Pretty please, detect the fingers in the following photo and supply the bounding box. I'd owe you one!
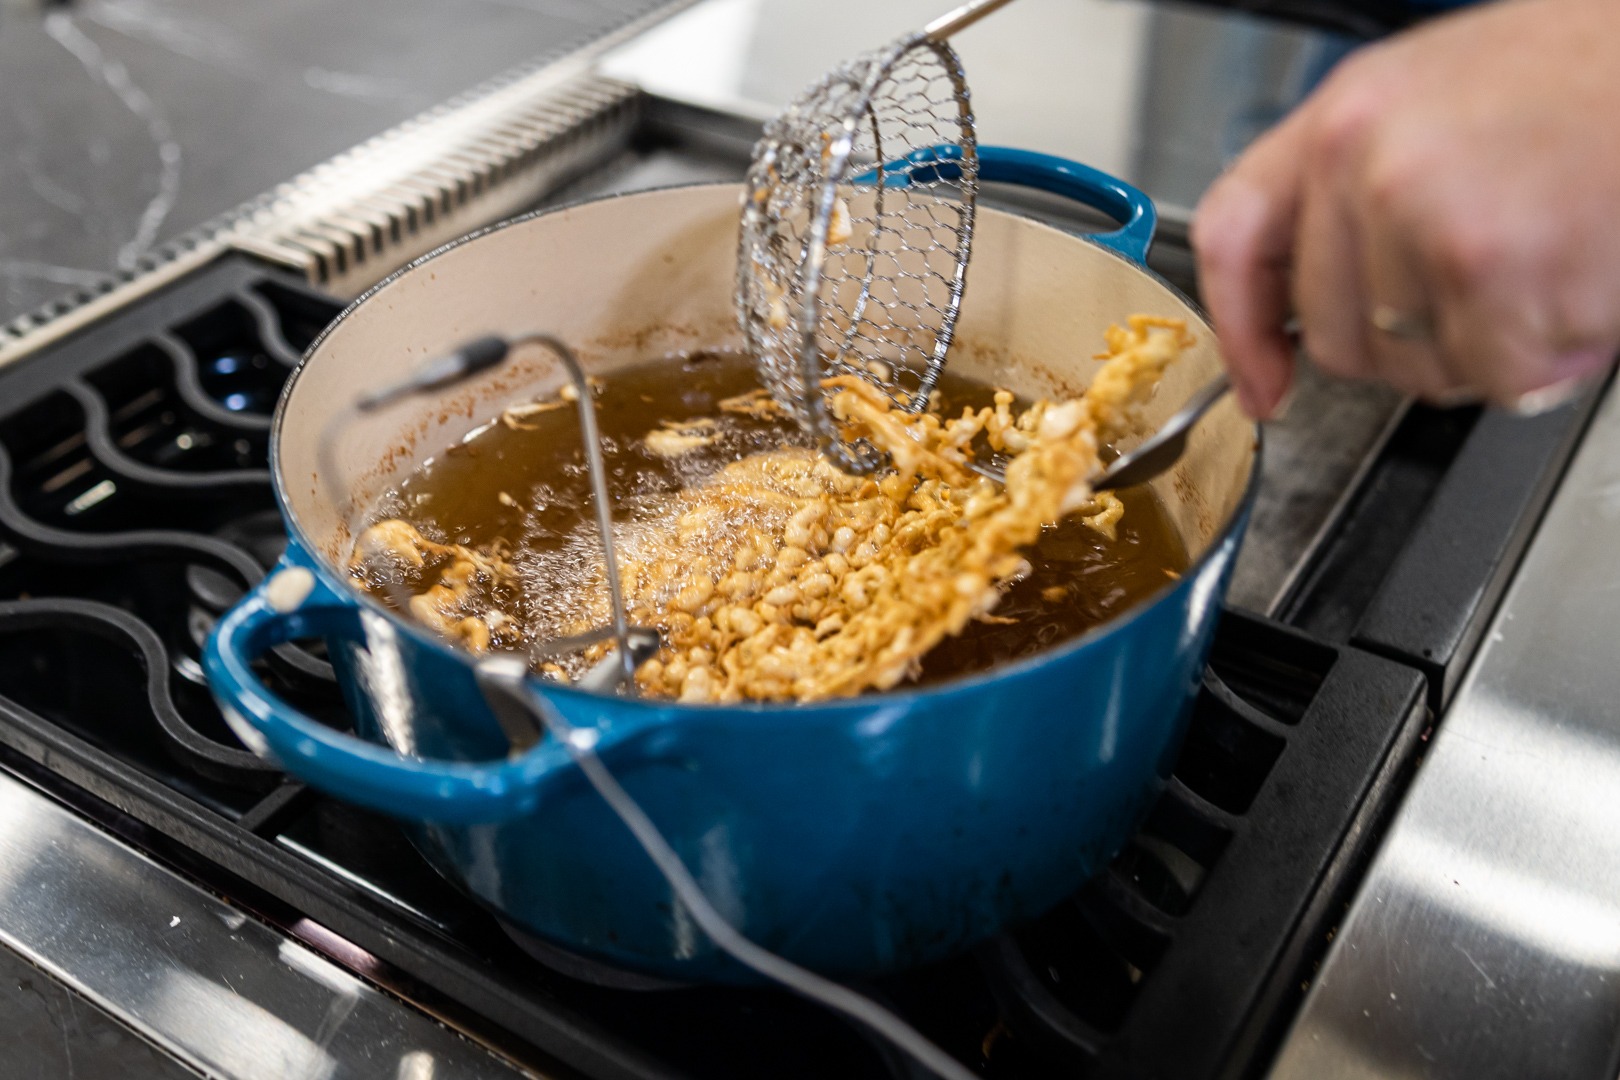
[1291,174,1374,386]
[1192,115,1311,420]
[1546,347,1615,387]
[1355,180,1470,403]
[1505,349,1612,415]
[1197,35,1620,416]
[1430,264,1613,409]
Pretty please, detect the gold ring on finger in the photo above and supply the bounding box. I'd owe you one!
[1369,304,1435,342]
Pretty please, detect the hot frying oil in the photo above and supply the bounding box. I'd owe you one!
[368,351,1189,687]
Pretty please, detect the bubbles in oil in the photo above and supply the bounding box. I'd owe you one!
[353,350,1189,687]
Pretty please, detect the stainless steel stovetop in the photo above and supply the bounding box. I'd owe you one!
[0,2,1614,1077]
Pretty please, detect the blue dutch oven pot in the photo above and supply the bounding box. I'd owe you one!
[204,148,1260,981]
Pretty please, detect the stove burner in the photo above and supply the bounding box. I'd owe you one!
[180,509,335,693]
[0,597,277,783]
[187,509,290,614]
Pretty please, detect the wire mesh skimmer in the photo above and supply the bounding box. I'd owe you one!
[736,0,1019,473]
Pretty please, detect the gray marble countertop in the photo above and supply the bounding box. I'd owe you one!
[0,0,664,327]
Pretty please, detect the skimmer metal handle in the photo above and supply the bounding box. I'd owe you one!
[924,0,1020,40]
[1092,373,1232,492]
[965,373,1233,492]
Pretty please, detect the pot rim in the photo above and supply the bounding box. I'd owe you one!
[272,180,1263,715]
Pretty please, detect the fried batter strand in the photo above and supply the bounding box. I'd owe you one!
[350,316,1193,702]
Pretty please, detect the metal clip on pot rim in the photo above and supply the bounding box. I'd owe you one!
[320,331,661,698]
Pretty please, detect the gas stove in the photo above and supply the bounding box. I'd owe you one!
[0,2,1614,1078]
[0,251,1458,1078]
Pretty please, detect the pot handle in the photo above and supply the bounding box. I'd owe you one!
[874,145,1158,263]
[203,545,569,826]
[978,146,1157,263]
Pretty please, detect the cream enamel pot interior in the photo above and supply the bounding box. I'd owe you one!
[204,153,1259,980]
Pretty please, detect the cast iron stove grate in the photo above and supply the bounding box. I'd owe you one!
[0,254,1448,1079]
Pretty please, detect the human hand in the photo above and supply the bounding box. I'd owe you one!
[1192,0,1620,419]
